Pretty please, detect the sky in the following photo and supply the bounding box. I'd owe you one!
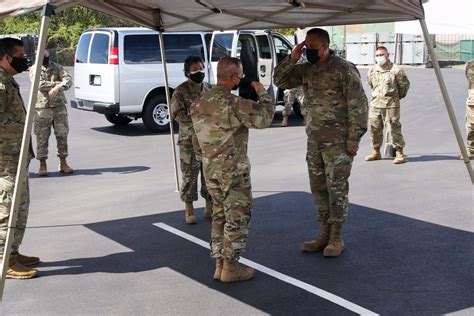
[395,0,474,34]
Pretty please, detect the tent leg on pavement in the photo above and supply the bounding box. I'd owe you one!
[418,18,474,184]
[155,9,180,192]
[0,4,53,301]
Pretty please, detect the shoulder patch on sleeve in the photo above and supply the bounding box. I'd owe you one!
[236,97,253,113]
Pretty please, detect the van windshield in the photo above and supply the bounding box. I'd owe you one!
[123,34,204,64]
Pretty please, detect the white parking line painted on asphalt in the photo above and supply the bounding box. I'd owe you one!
[153,222,378,316]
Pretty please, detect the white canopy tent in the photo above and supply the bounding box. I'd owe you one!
[0,0,472,300]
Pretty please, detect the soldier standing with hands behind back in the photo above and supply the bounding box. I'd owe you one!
[191,56,274,282]
[274,28,368,258]
[30,49,73,176]
[365,46,410,164]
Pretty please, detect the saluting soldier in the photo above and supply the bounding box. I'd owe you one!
[274,28,368,257]
[191,56,274,282]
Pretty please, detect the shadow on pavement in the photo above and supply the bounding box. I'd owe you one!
[406,154,460,162]
[29,166,150,178]
[91,123,175,137]
[38,192,473,315]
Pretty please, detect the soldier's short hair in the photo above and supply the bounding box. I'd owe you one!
[376,46,388,53]
[306,28,330,45]
[217,56,242,80]
[184,56,204,75]
[0,37,24,59]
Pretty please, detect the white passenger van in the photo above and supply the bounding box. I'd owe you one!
[71,27,294,132]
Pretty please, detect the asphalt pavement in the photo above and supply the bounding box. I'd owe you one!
[0,66,472,315]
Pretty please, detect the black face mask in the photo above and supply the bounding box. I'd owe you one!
[232,80,241,91]
[189,71,205,84]
[10,56,29,73]
[306,48,320,64]
[42,56,50,67]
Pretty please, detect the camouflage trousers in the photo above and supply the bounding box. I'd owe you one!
[34,105,69,160]
[466,105,474,154]
[205,171,252,261]
[0,170,30,258]
[282,88,307,117]
[179,144,210,202]
[369,107,405,149]
[307,139,353,224]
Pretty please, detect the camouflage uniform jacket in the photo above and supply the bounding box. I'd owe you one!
[29,62,72,109]
[367,61,410,109]
[190,85,275,175]
[0,68,34,175]
[466,60,474,108]
[171,80,212,147]
[274,53,368,147]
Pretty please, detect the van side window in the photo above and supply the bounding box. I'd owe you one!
[211,33,233,62]
[90,33,110,64]
[256,35,271,59]
[123,34,204,64]
[272,35,292,64]
[76,33,92,64]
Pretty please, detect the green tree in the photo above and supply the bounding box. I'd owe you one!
[275,28,297,37]
[0,6,136,50]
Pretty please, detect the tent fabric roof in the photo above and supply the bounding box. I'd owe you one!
[0,0,425,31]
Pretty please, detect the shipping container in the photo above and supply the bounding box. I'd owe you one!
[460,40,474,62]
[346,43,361,64]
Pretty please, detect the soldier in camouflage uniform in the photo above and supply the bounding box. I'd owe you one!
[281,87,308,127]
[0,38,39,279]
[365,46,410,164]
[274,28,368,257]
[191,56,274,282]
[460,59,474,160]
[171,56,213,224]
[30,50,73,176]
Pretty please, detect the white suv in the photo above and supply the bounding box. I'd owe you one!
[71,27,294,132]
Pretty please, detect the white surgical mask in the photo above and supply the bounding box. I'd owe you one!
[376,56,387,66]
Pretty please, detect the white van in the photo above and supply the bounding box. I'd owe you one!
[71,27,295,132]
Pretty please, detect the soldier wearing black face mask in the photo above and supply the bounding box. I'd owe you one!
[170,56,213,224]
[0,37,38,279]
[274,28,368,258]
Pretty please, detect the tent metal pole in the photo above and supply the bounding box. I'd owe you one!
[0,4,53,301]
[158,31,180,192]
[419,19,474,184]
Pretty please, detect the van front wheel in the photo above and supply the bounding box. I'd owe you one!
[143,94,171,133]
[104,113,132,125]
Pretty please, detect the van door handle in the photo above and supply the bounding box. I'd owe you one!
[260,65,266,77]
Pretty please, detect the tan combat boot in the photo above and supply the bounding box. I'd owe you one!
[204,199,213,218]
[6,258,38,279]
[185,202,197,224]
[17,253,40,266]
[300,222,331,252]
[365,148,382,161]
[393,148,406,164]
[59,157,74,173]
[220,259,255,283]
[303,114,307,126]
[323,223,345,257]
[213,258,223,280]
[38,159,48,176]
[280,115,289,127]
